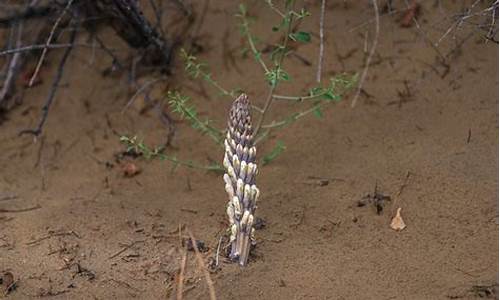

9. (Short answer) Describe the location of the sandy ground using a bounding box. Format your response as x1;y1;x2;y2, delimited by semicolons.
0;1;498;299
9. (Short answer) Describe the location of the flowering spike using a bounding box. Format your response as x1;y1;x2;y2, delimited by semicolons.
223;94;259;266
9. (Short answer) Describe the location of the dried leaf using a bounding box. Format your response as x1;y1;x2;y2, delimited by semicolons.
390;207;406;231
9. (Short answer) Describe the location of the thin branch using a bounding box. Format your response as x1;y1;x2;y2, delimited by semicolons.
437;0;481;46
351;0;379;108
28;0;74;87
187;230;216;300
239;8;269;73
261;101;324;129
272;92;326;101
251;104;264;113
0;3;54;28
0;21;23;105
120;136;224;172
0;43;98;56
158;153;223;172
93;34;123;69
192;0;210;39
403;0;447;63
349;8;400;32
254;1;296;136
167;92;224;145
316;0;326;83
181;49;235;98
148;0;165;37
0;204;41;213
158;104;176;147
215;236;223;267
19;24;77;137
176;244;188;300
254;86;277;136
122;76;166;113
266;0;286;17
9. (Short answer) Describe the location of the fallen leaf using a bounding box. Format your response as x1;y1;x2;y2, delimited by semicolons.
390;207;406;231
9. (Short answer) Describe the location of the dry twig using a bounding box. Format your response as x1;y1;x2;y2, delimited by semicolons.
351;0;380;108
187;230;216;300
0;22;23;105
316;0;326;83
176;244;188;300
28;0;74;87
0;204;41;213
19;22;78;137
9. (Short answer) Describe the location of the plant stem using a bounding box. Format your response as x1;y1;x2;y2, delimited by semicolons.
158;153;223;172
201;73;234;97
266;0;285;17
178;103;223;145
261;101;323;129
316;0;326;83
254;0;296;136
121;136;223;172
351;0;379;108
181;49;235;98
272;93;324;101
254;129;270;145
240;10;269;73
254;85;276;136
168;92;224;145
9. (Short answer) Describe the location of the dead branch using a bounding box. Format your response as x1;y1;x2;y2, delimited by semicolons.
0;4;55;28
89;0;173;68
0;21;24;106
187;229;216;300
351;0;380;108
0;43;94;56
122;76;167;113
176;244;188;300
316;0;326;83
0;204;41;213
19;22;78;137
29;0;75;87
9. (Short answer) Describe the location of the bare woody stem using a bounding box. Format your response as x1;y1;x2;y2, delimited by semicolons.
351;0;379;108
316;0;326;83
0;43;112;56
254;85;276;137
19;23;78;137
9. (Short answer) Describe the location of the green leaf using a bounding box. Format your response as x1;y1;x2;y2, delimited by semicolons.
313;106;323;118
298;8;311;19
309;87;324;96
322;90;336;101
262;141;286;165
279;69;290;81
265;70;277;87
289;31;311;43
239;4;247;14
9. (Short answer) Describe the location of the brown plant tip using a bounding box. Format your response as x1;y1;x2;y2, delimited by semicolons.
228;93;254;149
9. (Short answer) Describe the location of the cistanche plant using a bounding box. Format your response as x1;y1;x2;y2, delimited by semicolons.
223;94;259;266
121;1;356;266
